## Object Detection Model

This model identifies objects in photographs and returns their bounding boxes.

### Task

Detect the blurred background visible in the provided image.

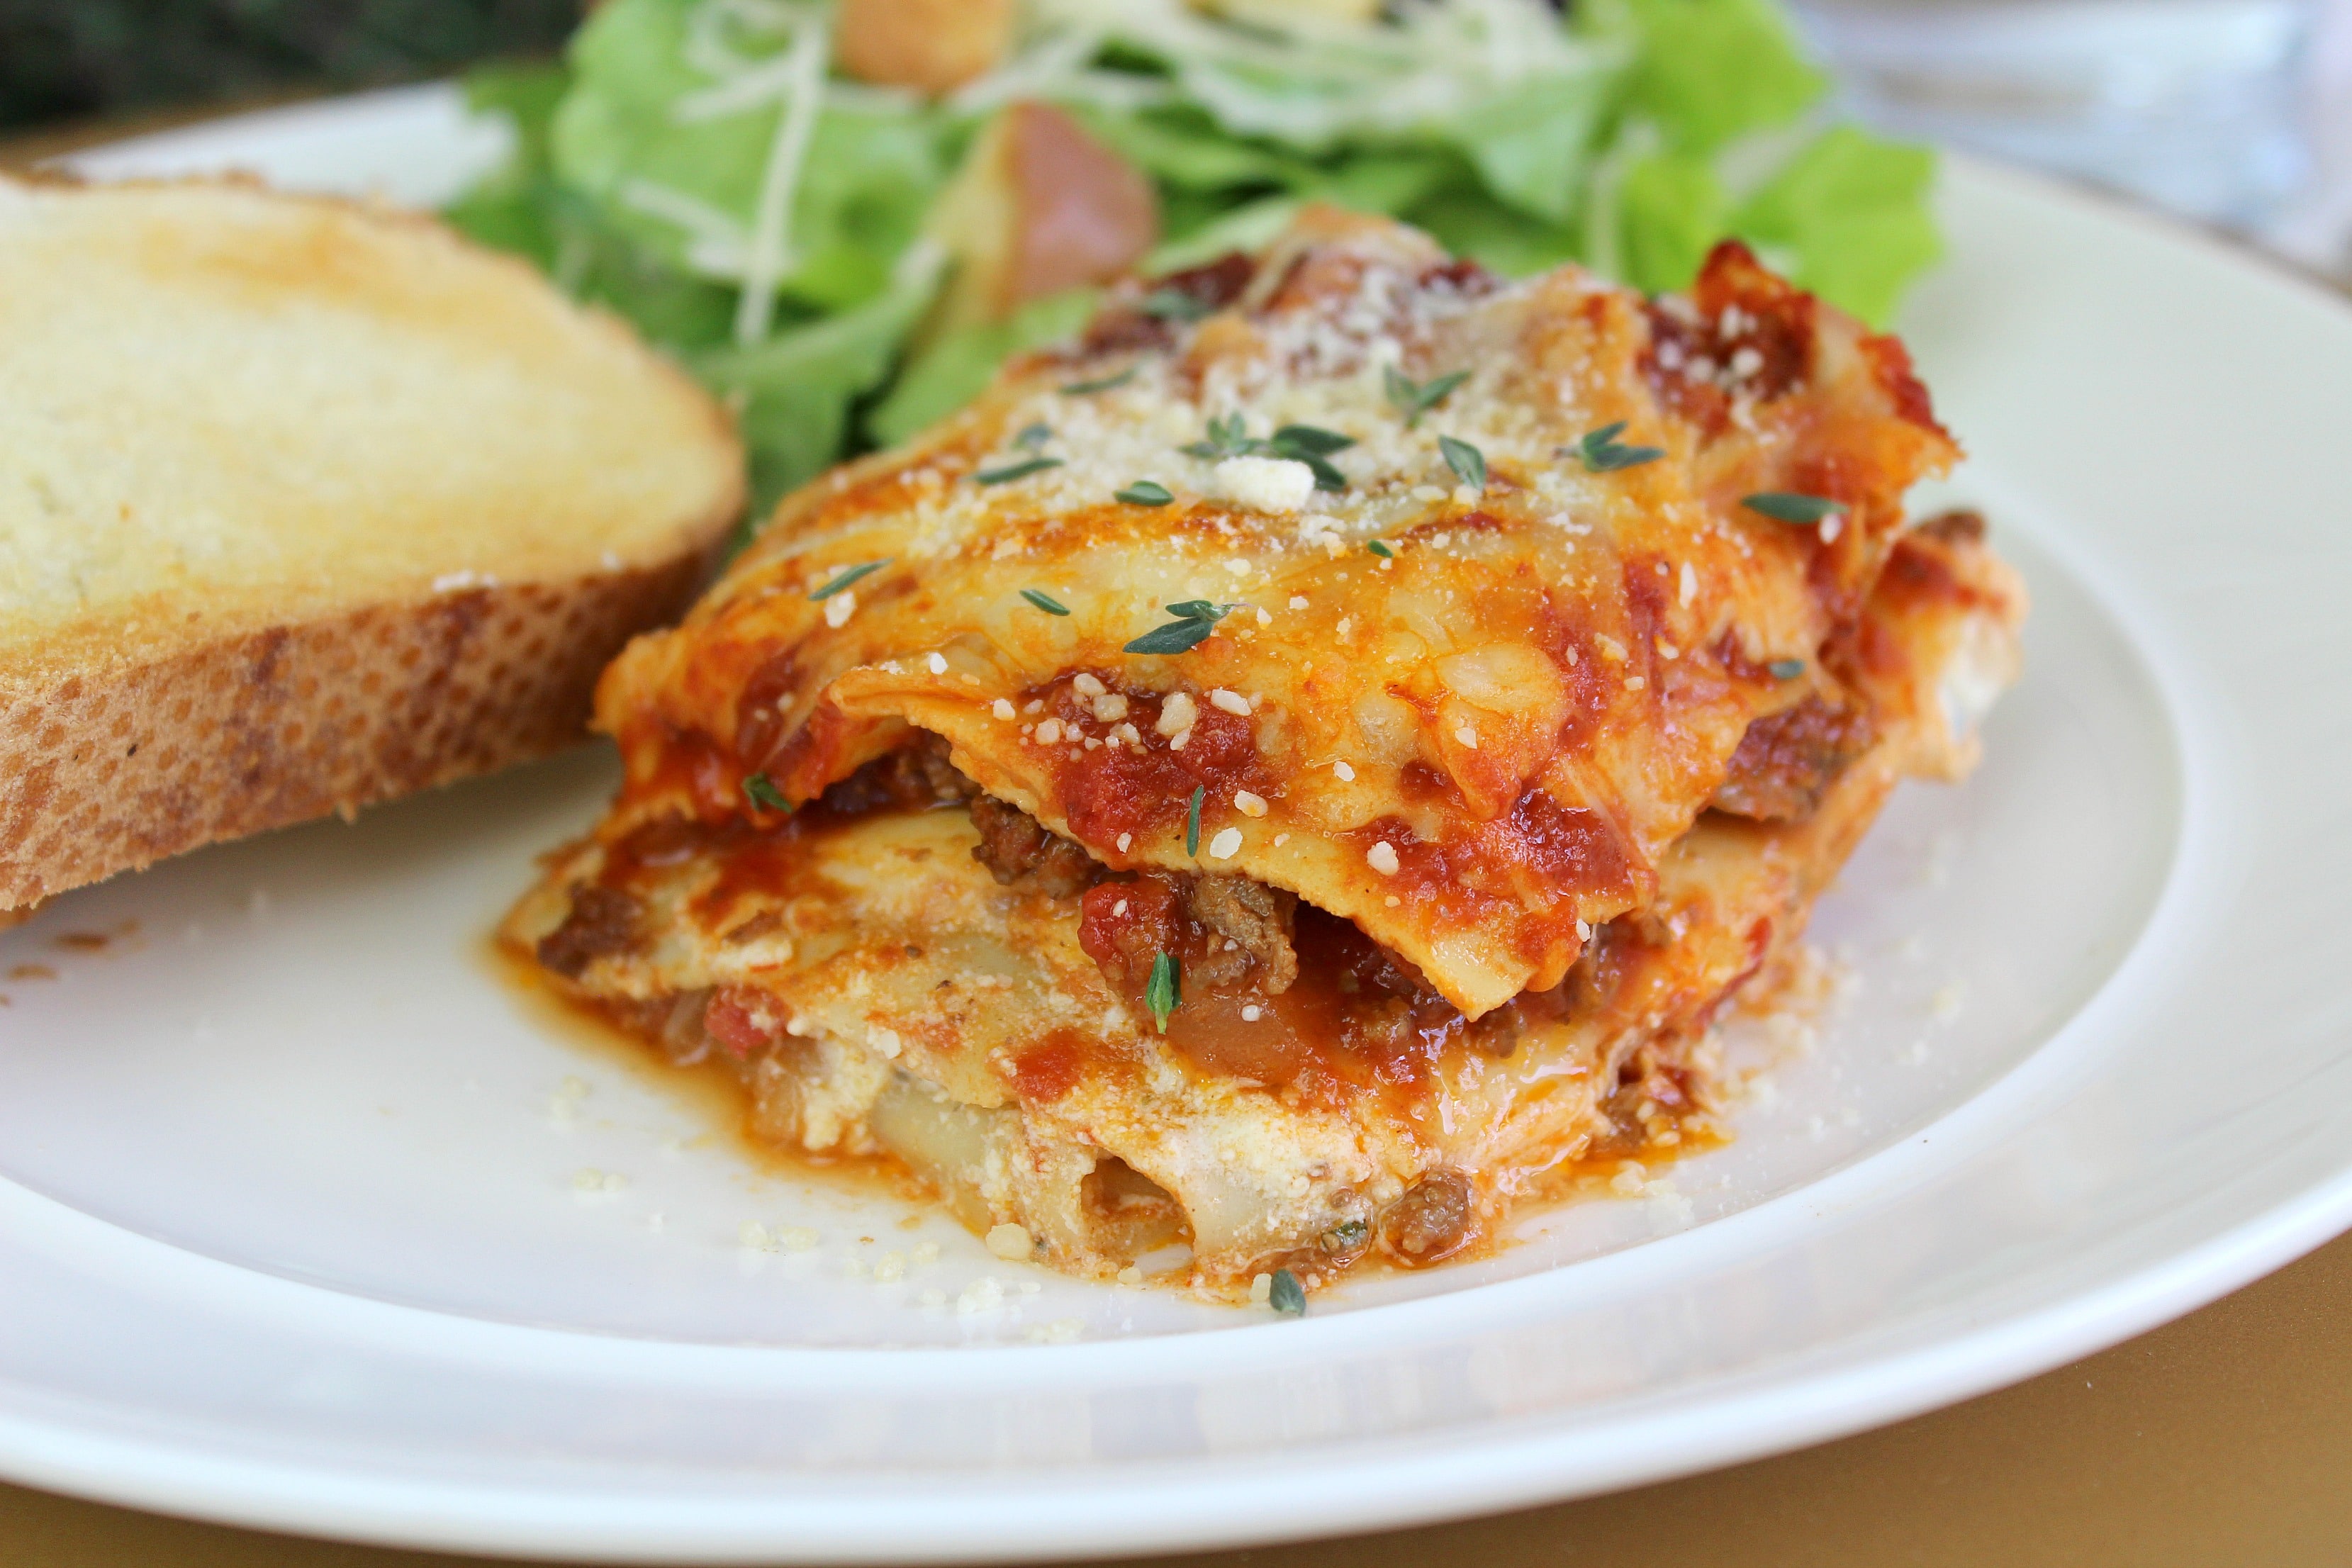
[2,0,2348,276]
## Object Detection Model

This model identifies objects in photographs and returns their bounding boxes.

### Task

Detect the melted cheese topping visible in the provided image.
[590,208,1959,1015]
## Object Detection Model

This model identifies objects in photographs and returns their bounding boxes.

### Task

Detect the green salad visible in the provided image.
[447,0,1939,515]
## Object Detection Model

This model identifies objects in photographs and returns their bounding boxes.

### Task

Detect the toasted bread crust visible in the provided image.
[0,562,702,908]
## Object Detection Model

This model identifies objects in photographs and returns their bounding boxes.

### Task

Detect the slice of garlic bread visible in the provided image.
[0,173,744,911]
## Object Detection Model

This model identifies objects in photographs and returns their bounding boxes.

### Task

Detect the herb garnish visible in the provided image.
[1440,435,1486,493]
[1124,600,1238,655]
[1384,366,1468,428]
[975,456,1064,485]
[1268,1268,1306,1315]
[1116,480,1174,506]
[1574,420,1667,474]
[1021,588,1071,616]
[1742,492,1845,525]
[1013,422,1052,452]
[1323,1218,1370,1252]
[1180,415,1350,492]
[810,559,887,600]
[741,773,791,812]
[1367,540,1395,559]
[1139,287,1211,323]
[1182,413,1254,461]
[1060,365,1139,396]
[1185,784,1206,856]
[1272,424,1354,456]
[1768,658,1805,680]
[1146,951,1182,1033]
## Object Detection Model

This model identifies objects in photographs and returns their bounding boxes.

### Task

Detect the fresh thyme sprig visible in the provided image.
[1743,492,1845,525]
[1440,435,1486,493]
[1384,366,1467,428]
[1269,1268,1306,1315]
[810,560,887,600]
[1574,420,1667,474]
[1124,600,1239,655]
[975,456,1063,485]
[1146,951,1182,1033]
[741,773,791,812]
[1180,415,1352,492]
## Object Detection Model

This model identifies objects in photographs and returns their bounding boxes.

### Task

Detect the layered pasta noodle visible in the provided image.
[504,208,2026,1295]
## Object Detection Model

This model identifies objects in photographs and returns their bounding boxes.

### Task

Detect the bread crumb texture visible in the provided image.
[0,174,744,905]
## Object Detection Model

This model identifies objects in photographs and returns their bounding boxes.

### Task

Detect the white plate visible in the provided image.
[8,82,2351,1564]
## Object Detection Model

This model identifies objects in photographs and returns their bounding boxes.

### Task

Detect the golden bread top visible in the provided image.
[0,174,743,669]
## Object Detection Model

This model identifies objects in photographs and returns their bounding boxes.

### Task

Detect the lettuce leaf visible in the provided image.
[551,0,947,312]
[441,63,571,271]
[1406,181,1584,279]
[1616,150,1730,295]
[1604,0,1827,156]
[692,248,943,516]
[1457,71,1612,224]
[1732,126,1942,327]
[447,61,739,353]
[869,288,1100,449]
[1569,1,1937,320]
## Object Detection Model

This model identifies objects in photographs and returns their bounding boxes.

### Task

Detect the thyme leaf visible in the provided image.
[810,560,887,600]
[975,456,1064,486]
[1270,424,1354,456]
[1116,480,1174,506]
[1768,658,1806,680]
[1180,416,1350,490]
[1284,448,1348,493]
[1060,365,1138,396]
[1742,491,1845,525]
[1269,1268,1306,1315]
[1180,412,1253,461]
[1384,366,1468,427]
[1367,540,1395,559]
[1146,951,1182,1033]
[1021,588,1071,616]
[1576,420,1667,474]
[1122,617,1220,655]
[741,773,792,812]
[1322,1218,1370,1252]
[1440,435,1486,493]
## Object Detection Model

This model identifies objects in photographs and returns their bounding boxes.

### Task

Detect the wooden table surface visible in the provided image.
[4,101,2350,1568]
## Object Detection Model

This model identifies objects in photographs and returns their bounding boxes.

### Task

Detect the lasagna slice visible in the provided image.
[503,209,2026,1294]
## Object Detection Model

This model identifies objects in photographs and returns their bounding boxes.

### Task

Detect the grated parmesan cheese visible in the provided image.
[1213,456,1315,513]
